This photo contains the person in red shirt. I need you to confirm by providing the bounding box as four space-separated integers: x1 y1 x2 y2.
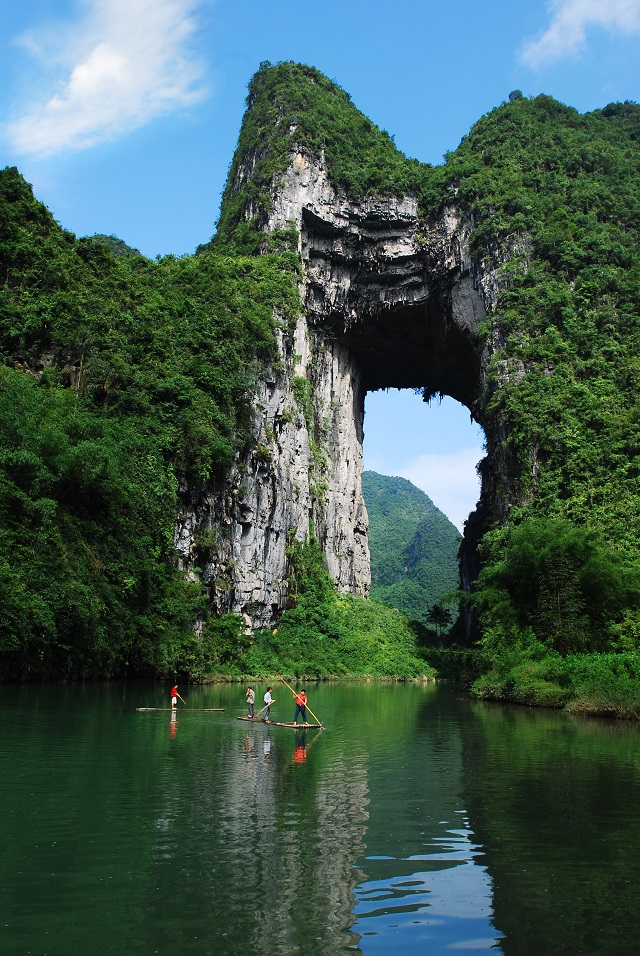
293 688 307 724
171 684 178 709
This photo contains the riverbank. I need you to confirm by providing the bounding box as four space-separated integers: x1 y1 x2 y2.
471 648 640 720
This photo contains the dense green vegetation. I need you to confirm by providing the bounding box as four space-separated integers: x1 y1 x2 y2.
243 530 434 679
87 234 142 258
0 164 430 682
443 98 640 712
0 166 300 679
470 517 640 715
3 59 640 711
362 471 460 624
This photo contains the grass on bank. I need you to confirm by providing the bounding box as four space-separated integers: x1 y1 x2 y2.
242 595 434 680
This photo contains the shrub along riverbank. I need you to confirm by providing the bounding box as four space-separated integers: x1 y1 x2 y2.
471 643 640 719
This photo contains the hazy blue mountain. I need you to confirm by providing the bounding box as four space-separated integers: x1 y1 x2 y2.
362 471 461 623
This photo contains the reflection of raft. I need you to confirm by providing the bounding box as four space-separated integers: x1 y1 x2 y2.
237 716 322 729
136 707 225 714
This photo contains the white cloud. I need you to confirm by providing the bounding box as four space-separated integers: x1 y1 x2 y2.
398 448 483 533
6 0 208 157
520 0 640 68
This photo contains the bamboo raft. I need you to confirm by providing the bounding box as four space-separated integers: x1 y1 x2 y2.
237 716 322 729
136 707 226 714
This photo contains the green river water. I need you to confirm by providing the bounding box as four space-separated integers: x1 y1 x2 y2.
2 680 639 955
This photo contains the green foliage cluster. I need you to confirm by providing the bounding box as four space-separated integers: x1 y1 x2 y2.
0 365 196 678
1 168 301 482
87 234 142 258
0 166 300 679
362 471 460 624
473 639 640 719
210 61 430 250
429 96 640 251
443 98 640 533
446 100 640 702
173 614 253 682
243 531 433 679
471 516 640 713
475 517 640 655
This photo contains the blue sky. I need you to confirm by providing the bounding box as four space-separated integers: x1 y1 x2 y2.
1 0 639 529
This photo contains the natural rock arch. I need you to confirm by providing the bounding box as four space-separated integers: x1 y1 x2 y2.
175 151 511 632
170 63 640 658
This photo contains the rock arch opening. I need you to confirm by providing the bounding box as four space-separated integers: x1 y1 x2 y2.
363 389 484 535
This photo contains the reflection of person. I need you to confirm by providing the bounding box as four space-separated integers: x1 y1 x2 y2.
263 687 275 722
171 684 178 709
293 688 307 724
293 729 307 763
246 686 255 718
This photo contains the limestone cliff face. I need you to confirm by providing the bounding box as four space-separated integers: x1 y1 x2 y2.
176 149 522 630
174 304 368 630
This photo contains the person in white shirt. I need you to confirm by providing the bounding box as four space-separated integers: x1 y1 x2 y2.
263 687 275 722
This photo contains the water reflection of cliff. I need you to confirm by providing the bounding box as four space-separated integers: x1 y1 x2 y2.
463 700 640 956
151 718 368 955
352 684 503 952
241 728 369 955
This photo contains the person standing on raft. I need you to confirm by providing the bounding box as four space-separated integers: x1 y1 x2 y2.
263 687 275 722
171 684 179 709
246 686 255 718
293 688 307 724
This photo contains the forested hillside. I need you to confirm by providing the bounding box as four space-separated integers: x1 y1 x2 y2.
362 472 460 624
3 61 640 711
0 166 302 678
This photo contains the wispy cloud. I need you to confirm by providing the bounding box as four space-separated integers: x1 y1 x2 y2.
520 0 640 68
398 448 483 533
6 0 208 157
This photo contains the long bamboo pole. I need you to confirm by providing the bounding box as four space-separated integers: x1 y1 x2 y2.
277 675 324 728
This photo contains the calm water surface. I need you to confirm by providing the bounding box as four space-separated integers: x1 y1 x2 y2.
2 680 640 955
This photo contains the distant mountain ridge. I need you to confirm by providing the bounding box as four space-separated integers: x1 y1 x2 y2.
362 471 461 624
